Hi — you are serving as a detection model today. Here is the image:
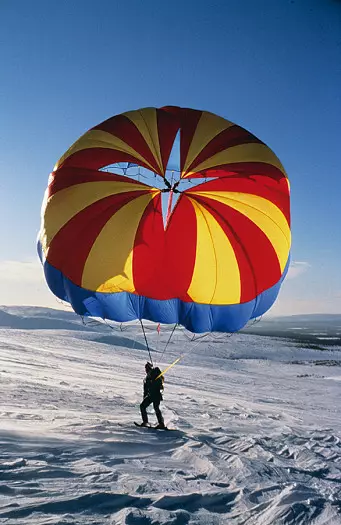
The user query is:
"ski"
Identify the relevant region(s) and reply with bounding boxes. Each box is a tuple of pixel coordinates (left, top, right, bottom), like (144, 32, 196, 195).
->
(134, 422, 175, 431)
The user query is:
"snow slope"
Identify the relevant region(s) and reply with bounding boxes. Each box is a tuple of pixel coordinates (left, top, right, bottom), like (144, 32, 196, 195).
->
(0, 307, 341, 524)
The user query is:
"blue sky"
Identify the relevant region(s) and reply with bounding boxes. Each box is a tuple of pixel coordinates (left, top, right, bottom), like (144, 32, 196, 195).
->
(0, 0, 340, 315)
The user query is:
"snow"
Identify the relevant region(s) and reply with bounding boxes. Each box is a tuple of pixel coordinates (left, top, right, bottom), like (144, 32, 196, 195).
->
(0, 306, 341, 524)
(317, 338, 340, 341)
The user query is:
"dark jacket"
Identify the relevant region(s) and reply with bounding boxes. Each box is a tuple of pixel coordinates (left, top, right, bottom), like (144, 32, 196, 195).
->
(143, 367, 163, 401)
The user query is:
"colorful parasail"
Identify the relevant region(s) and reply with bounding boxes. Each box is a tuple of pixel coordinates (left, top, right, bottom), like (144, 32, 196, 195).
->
(38, 106, 291, 333)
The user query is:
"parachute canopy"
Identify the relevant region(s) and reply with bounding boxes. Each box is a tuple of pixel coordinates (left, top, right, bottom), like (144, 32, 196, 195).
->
(38, 106, 291, 333)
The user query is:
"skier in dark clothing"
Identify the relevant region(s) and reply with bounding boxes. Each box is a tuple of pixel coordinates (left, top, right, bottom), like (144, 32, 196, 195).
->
(140, 362, 165, 429)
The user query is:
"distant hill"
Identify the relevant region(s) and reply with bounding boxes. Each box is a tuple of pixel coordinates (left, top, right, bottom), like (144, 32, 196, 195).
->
(263, 314, 341, 324)
(243, 314, 341, 346)
(0, 305, 90, 331)
(0, 305, 148, 350)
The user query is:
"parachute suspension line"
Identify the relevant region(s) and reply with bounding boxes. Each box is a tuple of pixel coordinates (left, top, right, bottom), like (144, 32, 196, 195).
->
(165, 189, 174, 226)
(155, 336, 208, 381)
(56, 298, 72, 310)
(158, 323, 178, 365)
(104, 319, 116, 331)
(81, 315, 103, 329)
(140, 320, 153, 366)
(103, 318, 130, 333)
(190, 332, 210, 342)
(165, 171, 175, 226)
(249, 315, 263, 327)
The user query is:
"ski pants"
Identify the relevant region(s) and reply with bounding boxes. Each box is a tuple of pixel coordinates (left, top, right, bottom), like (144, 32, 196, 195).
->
(140, 395, 164, 425)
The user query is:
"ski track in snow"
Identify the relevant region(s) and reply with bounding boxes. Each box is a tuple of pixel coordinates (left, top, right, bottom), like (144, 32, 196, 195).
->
(0, 308, 341, 524)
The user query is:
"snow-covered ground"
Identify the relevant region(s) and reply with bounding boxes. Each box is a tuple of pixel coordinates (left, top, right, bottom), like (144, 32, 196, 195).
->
(0, 307, 341, 524)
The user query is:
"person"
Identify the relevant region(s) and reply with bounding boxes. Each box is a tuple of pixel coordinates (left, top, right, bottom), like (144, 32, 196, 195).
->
(140, 362, 165, 429)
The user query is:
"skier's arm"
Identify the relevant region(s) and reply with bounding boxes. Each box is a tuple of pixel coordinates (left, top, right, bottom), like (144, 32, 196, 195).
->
(156, 377, 163, 392)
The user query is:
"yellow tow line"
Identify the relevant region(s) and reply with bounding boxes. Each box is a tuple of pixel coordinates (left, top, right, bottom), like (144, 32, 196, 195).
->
(155, 356, 182, 380)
